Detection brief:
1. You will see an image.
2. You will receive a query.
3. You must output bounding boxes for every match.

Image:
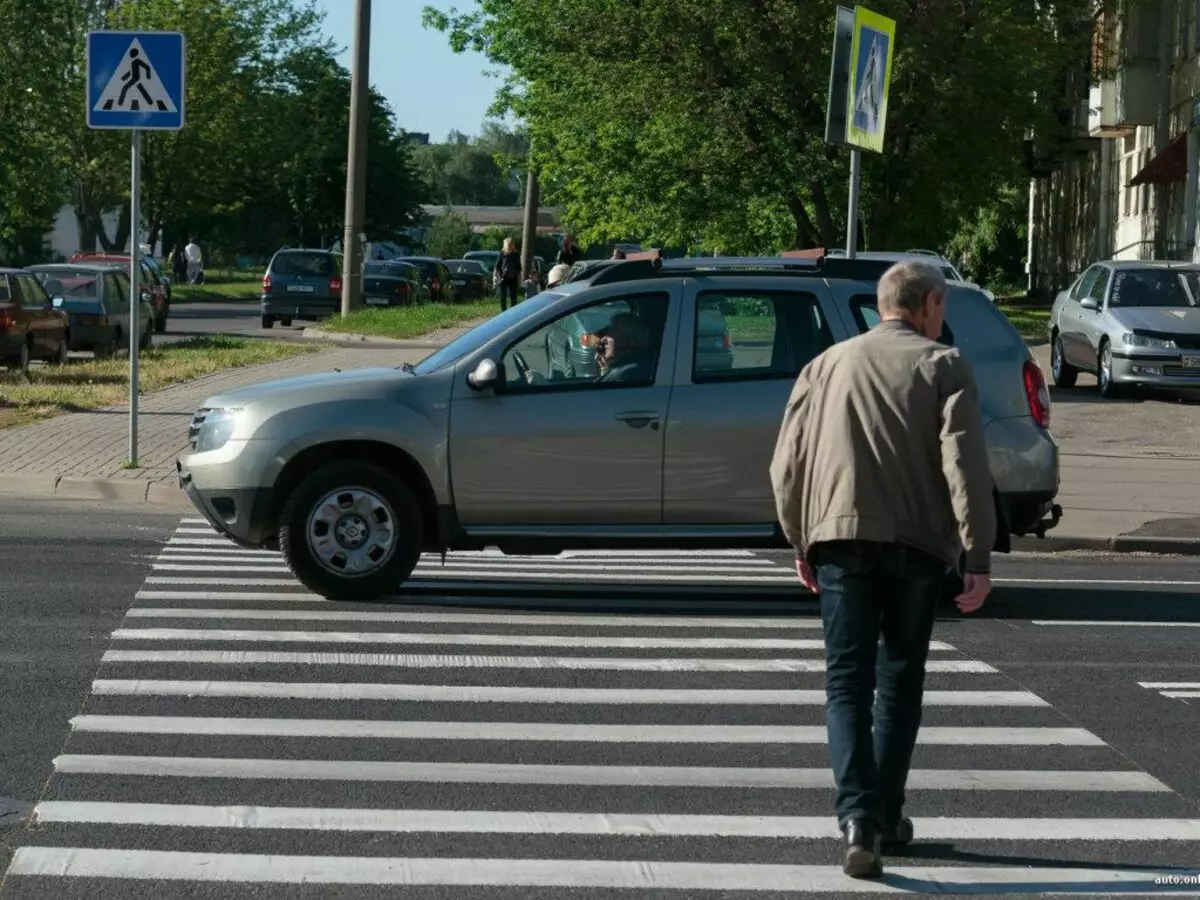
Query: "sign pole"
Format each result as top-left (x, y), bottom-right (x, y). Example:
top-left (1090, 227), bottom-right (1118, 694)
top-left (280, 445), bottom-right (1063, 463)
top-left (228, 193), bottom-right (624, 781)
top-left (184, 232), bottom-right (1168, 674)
top-left (129, 128), bottom-right (141, 466)
top-left (846, 148), bottom-right (861, 259)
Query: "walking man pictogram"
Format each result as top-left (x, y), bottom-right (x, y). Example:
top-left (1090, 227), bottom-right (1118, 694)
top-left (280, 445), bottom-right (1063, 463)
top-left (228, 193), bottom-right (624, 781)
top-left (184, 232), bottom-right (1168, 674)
top-left (117, 48), bottom-right (153, 110)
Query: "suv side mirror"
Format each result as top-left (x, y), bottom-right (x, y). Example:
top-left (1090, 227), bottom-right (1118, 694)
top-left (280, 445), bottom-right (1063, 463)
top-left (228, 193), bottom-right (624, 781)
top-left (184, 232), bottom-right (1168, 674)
top-left (1080, 296), bottom-right (1101, 311)
top-left (467, 358), bottom-right (499, 390)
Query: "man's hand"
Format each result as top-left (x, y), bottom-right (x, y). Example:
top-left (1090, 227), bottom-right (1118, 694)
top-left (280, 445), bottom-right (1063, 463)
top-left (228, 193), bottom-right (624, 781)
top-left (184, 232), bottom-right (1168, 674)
top-left (954, 573), bottom-right (990, 613)
top-left (794, 556), bottom-right (819, 594)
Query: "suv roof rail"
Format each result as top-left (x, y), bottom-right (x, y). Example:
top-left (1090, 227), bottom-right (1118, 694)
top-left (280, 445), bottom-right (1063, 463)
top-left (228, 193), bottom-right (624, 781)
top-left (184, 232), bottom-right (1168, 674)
top-left (571, 249), bottom-right (907, 287)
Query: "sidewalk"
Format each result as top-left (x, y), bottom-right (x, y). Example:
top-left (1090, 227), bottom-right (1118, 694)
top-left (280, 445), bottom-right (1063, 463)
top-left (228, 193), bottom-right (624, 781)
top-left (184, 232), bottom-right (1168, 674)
top-left (0, 344), bottom-right (436, 508)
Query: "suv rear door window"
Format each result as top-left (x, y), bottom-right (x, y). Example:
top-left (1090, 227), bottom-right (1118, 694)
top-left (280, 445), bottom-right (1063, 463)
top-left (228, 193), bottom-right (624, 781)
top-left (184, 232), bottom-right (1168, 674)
top-left (849, 295), bottom-right (954, 346)
top-left (272, 252), bottom-right (335, 277)
top-left (0, 277), bottom-right (10, 302)
top-left (692, 291), bottom-right (833, 382)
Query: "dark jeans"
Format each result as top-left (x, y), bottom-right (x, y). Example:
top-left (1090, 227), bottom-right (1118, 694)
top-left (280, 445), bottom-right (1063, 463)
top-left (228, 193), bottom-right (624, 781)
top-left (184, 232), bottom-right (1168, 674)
top-left (498, 280), bottom-right (519, 310)
top-left (811, 540), bottom-right (946, 831)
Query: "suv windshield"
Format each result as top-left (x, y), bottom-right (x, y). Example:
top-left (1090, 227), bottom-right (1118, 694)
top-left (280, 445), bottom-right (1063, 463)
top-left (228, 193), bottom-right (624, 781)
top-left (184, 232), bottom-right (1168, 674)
top-left (412, 291), bottom-right (562, 374)
top-left (1110, 269), bottom-right (1197, 308)
top-left (272, 252), bottom-right (336, 277)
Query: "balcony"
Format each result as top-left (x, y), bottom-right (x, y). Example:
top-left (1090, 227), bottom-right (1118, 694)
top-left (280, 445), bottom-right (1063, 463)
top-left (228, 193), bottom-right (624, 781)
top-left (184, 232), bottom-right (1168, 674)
top-left (1089, 80), bottom-right (1133, 137)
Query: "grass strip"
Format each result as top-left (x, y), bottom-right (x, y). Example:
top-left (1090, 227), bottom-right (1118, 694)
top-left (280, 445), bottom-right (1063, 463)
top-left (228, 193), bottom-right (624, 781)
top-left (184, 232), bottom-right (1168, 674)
top-left (0, 335), bottom-right (316, 429)
top-left (330, 301), bottom-right (501, 340)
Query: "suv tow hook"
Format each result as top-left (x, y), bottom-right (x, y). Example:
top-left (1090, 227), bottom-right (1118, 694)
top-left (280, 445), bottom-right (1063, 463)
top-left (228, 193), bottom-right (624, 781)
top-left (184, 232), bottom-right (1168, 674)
top-left (1033, 504), bottom-right (1064, 539)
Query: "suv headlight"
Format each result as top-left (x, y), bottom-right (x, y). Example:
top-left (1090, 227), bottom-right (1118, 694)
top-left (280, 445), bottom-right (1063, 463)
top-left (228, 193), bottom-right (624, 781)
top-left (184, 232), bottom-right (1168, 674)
top-left (1122, 332), bottom-right (1176, 349)
top-left (194, 407), bottom-right (243, 453)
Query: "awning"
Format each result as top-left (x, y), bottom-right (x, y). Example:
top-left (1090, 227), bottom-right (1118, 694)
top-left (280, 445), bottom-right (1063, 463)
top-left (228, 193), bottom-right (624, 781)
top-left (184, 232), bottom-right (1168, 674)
top-left (1129, 133), bottom-right (1188, 186)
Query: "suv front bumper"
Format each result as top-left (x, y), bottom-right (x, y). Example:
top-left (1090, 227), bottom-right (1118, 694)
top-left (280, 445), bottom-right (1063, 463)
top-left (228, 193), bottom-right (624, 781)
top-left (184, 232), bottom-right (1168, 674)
top-left (177, 444), bottom-right (280, 549)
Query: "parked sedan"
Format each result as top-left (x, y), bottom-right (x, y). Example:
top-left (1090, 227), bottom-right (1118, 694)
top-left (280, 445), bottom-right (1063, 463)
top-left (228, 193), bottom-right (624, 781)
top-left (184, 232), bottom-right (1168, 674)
top-left (444, 259), bottom-right (490, 299)
top-left (0, 269), bottom-right (70, 369)
top-left (398, 257), bottom-right (458, 303)
top-left (29, 263), bottom-right (152, 356)
top-left (1049, 260), bottom-right (1200, 398)
top-left (70, 252), bottom-right (171, 333)
top-left (363, 260), bottom-right (430, 307)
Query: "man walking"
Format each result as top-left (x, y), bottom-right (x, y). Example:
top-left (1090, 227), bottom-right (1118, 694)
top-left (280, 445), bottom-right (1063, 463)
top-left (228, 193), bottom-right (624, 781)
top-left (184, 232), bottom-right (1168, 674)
top-left (769, 260), bottom-right (995, 879)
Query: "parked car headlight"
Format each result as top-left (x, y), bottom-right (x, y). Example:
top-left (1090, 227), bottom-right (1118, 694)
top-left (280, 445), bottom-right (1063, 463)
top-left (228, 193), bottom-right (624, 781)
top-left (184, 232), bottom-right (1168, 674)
top-left (1122, 332), bottom-right (1176, 350)
top-left (195, 407), bottom-right (243, 453)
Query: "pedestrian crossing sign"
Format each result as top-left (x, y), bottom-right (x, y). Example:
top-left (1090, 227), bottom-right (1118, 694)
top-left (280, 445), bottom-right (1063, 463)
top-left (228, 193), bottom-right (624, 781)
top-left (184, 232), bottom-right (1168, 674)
top-left (845, 6), bottom-right (895, 153)
top-left (87, 31), bottom-right (185, 130)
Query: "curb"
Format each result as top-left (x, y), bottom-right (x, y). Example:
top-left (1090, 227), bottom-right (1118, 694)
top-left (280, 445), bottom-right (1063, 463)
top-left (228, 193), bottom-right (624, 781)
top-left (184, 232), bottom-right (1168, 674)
top-left (301, 327), bottom-right (444, 348)
top-left (1012, 533), bottom-right (1200, 556)
top-left (0, 474), bottom-right (191, 509)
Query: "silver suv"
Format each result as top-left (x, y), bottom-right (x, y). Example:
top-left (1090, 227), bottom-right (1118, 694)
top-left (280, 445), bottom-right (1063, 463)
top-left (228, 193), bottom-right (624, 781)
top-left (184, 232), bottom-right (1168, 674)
top-left (178, 255), bottom-right (1061, 600)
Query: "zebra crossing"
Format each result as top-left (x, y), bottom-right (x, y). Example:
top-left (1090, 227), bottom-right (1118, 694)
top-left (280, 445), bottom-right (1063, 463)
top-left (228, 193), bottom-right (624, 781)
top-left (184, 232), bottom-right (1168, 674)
top-left (5, 517), bottom-right (1200, 896)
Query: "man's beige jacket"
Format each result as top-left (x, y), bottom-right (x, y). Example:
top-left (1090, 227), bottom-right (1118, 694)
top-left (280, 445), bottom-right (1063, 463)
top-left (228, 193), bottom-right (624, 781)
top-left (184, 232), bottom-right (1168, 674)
top-left (769, 319), bottom-right (996, 574)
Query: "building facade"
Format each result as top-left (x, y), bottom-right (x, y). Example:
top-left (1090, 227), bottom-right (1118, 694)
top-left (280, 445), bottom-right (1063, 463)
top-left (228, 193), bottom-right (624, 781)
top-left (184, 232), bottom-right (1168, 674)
top-left (1030, 0), bottom-right (1200, 296)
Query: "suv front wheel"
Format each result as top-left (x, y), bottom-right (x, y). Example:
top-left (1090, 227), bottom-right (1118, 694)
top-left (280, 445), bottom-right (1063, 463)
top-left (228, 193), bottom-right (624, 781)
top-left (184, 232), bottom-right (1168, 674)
top-left (278, 460), bottom-right (424, 601)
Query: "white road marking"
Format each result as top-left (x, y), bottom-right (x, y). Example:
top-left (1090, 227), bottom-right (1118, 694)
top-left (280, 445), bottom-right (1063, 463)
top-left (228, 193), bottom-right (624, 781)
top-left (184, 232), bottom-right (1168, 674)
top-left (89, 680), bottom-right (1040, 707)
top-left (150, 563), bottom-right (800, 582)
top-left (100, 649), bottom-right (996, 673)
top-left (32, 804), bottom-right (1200, 841)
top-left (53, 755), bottom-right (1169, 791)
top-left (111, 627), bottom-right (911, 651)
top-left (1034, 620), bottom-right (1200, 627)
top-left (1162, 691), bottom-right (1200, 698)
top-left (1139, 682), bottom-right (1200, 689)
top-left (1005, 579), bottom-right (1200, 586)
top-left (153, 560), bottom-right (787, 574)
top-left (68, 716), bottom-right (1105, 745)
top-left (124, 606), bottom-right (822, 629)
top-left (135, 591), bottom-right (322, 603)
top-left (10, 849), bottom-right (1196, 891)
top-left (146, 577), bottom-right (321, 587)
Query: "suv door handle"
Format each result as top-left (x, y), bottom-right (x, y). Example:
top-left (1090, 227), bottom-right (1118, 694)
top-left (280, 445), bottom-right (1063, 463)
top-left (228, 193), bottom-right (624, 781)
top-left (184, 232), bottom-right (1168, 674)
top-left (615, 410), bottom-right (660, 430)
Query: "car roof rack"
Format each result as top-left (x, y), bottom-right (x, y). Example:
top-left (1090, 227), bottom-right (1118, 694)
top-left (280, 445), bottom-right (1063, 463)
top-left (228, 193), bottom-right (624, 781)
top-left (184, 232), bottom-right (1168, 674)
top-left (574, 247), bottom-right (904, 287)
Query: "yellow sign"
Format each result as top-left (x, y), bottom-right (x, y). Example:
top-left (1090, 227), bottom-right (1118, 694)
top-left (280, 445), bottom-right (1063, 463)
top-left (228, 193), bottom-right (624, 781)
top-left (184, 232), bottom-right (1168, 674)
top-left (846, 6), bottom-right (896, 152)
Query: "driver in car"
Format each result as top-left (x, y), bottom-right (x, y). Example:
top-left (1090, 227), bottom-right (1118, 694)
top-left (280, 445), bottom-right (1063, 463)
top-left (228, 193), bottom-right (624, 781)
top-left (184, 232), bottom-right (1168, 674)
top-left (592, 312), bottom-right (652, 383)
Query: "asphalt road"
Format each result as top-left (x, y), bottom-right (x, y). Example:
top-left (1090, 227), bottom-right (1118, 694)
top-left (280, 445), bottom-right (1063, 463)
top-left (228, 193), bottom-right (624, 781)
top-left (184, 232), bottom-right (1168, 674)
top-left (1, 506), bottom-right (1198, 896)
top-left (0, 498), bottom-right (180, 871)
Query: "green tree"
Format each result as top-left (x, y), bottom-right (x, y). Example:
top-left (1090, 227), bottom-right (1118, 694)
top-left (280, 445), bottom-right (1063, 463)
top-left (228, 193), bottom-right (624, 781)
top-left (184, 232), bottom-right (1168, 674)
top-left (425, 0), bottom-right (1092, 253)
top-left (413, 124), bottom-right (527, 206)
top-left (425, 210), bottom-right (474, 259)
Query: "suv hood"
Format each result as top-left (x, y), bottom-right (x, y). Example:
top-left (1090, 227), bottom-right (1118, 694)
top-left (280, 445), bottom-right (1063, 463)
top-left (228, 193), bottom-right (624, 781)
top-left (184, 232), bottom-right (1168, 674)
top-left (201, 367), bottom-right (411, 408)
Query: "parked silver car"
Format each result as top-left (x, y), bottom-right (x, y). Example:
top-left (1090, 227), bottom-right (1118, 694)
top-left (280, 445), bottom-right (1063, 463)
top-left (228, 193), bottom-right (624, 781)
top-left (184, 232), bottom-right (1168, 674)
top-left (1049, 260), bottom-right (1200, 397)
top-left (178, 255), bottom-right (1060, 600)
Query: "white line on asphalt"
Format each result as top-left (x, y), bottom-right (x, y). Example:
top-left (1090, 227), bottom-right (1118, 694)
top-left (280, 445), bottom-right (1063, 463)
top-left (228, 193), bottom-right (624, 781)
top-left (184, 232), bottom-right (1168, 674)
top-left (146, 577), bottom-right (316, 587)
top-left (11, 849), bottom-right (1195, 891)
top-left (157, 551), bottom-right (283, 560)
top-left (166, 538), bottom-right (257, 547)
top-left (150, 563), bottom-right (799, 581)
top-left (153, 560), bottom-right (787, 573)
top-left (175, 527), bottom-right (234, 534)
top-left (100, 649), bottom-right (995, 673)
top-left (124, 607), bottom-right (822, 629)
top-left (1002, 578), bottom-right (1200, 586)
top-left (1034, 620), bottom-right (1200, 627)
top-left (1139, 682), bottom-right (1200, 689)
top-left (1162, 691), bottom-right (1200, 698)
top-left (89, 680), bottom-right (1039, 706)
top-left (32, 803), bottom-right (1200, 841)
top-left (111, 627), bottom-right (905, 651)
top-left (142, 575), bottom-right (802, 588)
top-left (135, 591), bottom-right (322, 603)
top-left (52, 755), bottom-right (1168, 791)
top-left (68, 716), bottom-right (1104, 745)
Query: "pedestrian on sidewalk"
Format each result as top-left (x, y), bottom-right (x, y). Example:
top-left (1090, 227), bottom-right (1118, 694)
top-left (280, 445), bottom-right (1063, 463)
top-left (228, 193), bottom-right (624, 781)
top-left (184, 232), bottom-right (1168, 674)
top-left (556, 234), bottom-right (581, 267)
top-left (768, 259), bottom-right (995, 880)
top-left (494, 238), bottom-right (521, 311)
top-left (169, 245), bottom-right (187, 285)
top-left (184, 237), bottom-right (204, 284)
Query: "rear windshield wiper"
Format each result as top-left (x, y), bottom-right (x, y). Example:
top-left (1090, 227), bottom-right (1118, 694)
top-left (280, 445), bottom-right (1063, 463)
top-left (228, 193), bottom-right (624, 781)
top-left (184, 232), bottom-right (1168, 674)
top-left (401, 362), bottom-right (416, 373)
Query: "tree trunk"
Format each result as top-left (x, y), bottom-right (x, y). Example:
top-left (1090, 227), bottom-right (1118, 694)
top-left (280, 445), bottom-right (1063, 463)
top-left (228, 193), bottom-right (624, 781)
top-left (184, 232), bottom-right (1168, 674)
top-left (808, 180), bottom-right (840, 247)
top-left (103, 201), bottom-right (131, 252)
top-left (785, 195), bottom-right (821, 249)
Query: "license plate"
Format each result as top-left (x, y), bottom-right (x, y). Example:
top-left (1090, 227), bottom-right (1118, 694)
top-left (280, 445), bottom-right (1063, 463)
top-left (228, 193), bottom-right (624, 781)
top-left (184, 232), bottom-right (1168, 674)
top-left (365, 296), bottom-right (389, 306)
top-left (1183, 355), bottom-right (1200, 369)
top-left (287, 285), bottom-right (315, 293)
top-left (453, 279), bottom-right (467, 286)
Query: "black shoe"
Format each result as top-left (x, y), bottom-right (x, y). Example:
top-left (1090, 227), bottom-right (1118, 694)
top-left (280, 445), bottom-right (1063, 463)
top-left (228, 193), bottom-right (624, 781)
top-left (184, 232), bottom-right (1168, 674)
top-left (841, 818), bottom-right (883, 878)
top-left (882, 817), bottom-right (914, 851)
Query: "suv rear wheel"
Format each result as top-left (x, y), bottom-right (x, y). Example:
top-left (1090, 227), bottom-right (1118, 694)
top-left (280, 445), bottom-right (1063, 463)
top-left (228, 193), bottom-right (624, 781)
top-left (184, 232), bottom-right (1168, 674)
top-left (262, 314), bottom-right (275, 329)
top-left (277, 460), bottom-right (424, 601)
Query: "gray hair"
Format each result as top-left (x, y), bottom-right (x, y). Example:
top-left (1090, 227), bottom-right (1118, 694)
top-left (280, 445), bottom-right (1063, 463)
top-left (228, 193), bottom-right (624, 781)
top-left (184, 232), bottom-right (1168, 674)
top-left (877, 260), bottom-right (947, 316)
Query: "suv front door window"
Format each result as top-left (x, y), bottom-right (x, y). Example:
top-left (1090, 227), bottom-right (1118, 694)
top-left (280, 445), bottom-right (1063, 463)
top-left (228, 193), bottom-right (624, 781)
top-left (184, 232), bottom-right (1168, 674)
top-left (450, 292), bottom-right (676, 528)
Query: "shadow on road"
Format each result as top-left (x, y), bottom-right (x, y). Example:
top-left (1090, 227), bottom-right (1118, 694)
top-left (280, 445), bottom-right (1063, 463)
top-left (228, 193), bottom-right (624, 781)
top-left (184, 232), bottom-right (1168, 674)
top-left (943, 584), bottom-right (1200, 624)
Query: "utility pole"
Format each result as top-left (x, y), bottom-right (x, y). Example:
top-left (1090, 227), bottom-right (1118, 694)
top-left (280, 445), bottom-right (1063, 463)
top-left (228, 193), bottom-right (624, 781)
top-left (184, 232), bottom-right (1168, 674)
top-left (521, 166), bottom-right (540, 287)
top-left (341, 0), bottom-right (371, 316)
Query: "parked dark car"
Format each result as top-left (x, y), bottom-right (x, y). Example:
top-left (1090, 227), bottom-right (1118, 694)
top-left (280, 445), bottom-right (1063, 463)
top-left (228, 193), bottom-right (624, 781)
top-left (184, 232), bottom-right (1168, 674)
top-left (363, 260), bottom-right (430, 307)
top-left (0, 269), bottom-right (70, 370)
top-left (261, 248), bottom-right (343, 328)
top-left (444, 259), bottom-right (490, 299)
top-left (69, 252), bottom-right (170, 333)
top-left (29, 264), bottom-right (153, 357)
top-left (398, 257), bottom-right (458, 303)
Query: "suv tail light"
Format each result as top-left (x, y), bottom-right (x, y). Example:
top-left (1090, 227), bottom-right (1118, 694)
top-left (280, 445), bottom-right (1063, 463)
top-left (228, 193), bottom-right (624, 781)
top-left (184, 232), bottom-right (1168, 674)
top-left (395, 282), bottom-right (410, 296)
top-left (1023, 359), bottom-right (1050, 428)
top-left (0, 309), bottom-right (14, 332)
top-left (431, 278), bottom-right (441, 295)
top-left (262, 273), bottom-right (272, 292)
top-left (330, 275), bottom-right (342, 295)
top-left (722, 332), bottom-right (731, 349)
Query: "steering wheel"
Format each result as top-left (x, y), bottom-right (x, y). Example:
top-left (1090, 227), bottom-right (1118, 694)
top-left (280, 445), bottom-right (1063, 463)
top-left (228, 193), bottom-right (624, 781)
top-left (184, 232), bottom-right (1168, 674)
top-left (512, 350), bottom-right (534, 384)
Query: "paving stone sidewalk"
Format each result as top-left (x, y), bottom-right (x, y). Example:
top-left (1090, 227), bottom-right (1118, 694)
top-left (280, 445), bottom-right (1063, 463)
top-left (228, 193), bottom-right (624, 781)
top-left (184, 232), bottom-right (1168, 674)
top-left (0, 345), bottom-right (432, 505)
